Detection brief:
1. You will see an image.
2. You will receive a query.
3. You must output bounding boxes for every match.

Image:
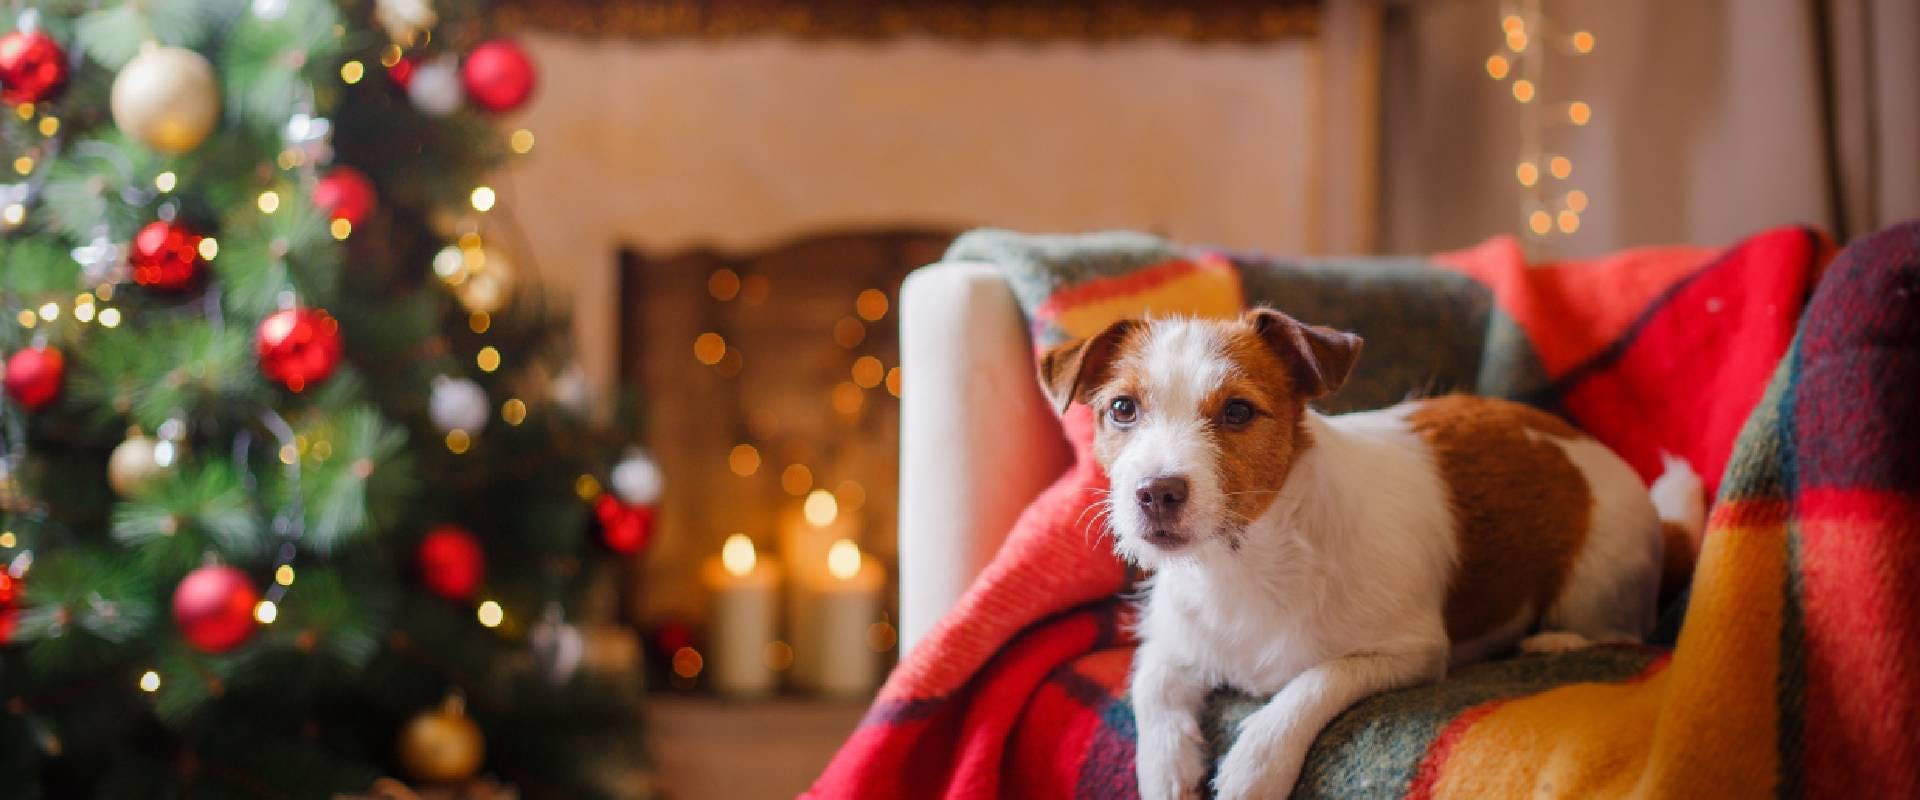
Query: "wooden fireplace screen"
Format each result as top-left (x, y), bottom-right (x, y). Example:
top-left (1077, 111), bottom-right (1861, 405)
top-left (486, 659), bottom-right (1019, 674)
top-left (618, 229), bottom-right (954, 623)
top-left (496, 0), bottom-right (1319, 42)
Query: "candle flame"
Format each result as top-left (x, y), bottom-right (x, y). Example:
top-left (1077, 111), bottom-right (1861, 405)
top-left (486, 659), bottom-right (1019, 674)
top-left (804, 490), bottom-right (838, 527)
top-left (722, 534), bottom-right (757, 576)
top-left (827, 539), bottom-right (861, 581)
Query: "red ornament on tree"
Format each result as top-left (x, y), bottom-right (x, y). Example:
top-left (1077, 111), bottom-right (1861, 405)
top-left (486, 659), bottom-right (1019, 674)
top-left (388, 56), bottom-right (416, 90)
top-left (593, 494), bottom-right (655, 555)
top-left (0, 610), bottom-right (16, 645)
top-left (129, 220), bottom-right (207, 292)
top-left (460, 40), bottom-right (536, 113)
top-left (417, 525), bottom-right (485, 601)
top-left (0, 572), bottom-right (17, 607)
top-left (0, 31), bottom-right (69, 105)
top-left (312, 167), bottom-right (377, 226)
top-left (3, 345), bottom-right (64, 411)
top-left (255, 307), bottom-right (343, 393)
top-left (172, 564), bottom-right (259, 653)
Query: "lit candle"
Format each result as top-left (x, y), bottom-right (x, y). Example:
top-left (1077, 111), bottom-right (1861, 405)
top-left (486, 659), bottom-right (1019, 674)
top-left (701, 533), bottom-right (781, 696)
top-left (789, 537), bottom-right (885, 696)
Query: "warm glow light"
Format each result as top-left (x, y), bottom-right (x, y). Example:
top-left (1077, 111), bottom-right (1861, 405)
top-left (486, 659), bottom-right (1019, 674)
top-left (446, 429), bottom-right (471, 454)
top-left (13, 156), bottom-right (32, 175)
top-left (721, 534), bottom-right (757, 576)
top-left (254, 600), bottom-right (278, 624)
top-left (728, 444), bottom-right (761, 477)
top-left (831, 382), bottom-right (865, 415)
top-left (3, 204), bottom-right (24, 226)
top-left (380, 44), bottom-right (404, 67)
top-left (851, 356), bottom-right (885, 388)
top-left (693, 332), bottom-right (726, 365)
top-left (1571, 30), bottom-right (1595, 53)
top-left (1485, 54), bottom-right (1510, 80)
top-left (1558, 210), bottom-right (1581, 233)
top-left (1549, 155), bottom-right (1572, 179)
top-left (1506, 30), bottom-right (1528, 53)
top-left (330, 219), bottom-right (352, 240)
top-left (885, 366), bottom-right (902, 397)
top-left (1568, 101), bottom-right (1592, 126)
top-left (1512, 79), bottom-right (1536, 103)
top-left (1501, 14), bottom-right (1525, 35)
top-left (1516, 162), bottom-right (1539, 187)
top-left (257, 191), bottom-right (281, 214)
top-left (276, 564), bottom-right (295, 586)
top-left (781, 463), bottom-right (813, 495)
top-left (835, 480), bottom-right (868, 512)
top-left (37, 302), bottom-right (58, 321)
top-left (17, 310), bottom-right (35, 328)
top-left (340, 60), bottom-right (366, 84)
top-left (867, 621), bottom-right (897, 652)
top-left (708, 269), bottom-right (741, 301)
top-left (502, 399), bottom-right (527, 425)
top-left (469, 312), bottom-right (491, 333)
top-left (827, 539), bottom-right (862, 581)
top-left (37, 117), bottom-right (57, 136)
top-left (804, 490), bottom-right (839, 527)
top-left (198, 237), bottom-right (219, 260)
top-left (1566, 189), bottom-right (1590, 213)
top-left (155, 171), bottom-right (177, 192)
top-left (855, 289), bottom-right (889, 321)
top-left (99, 308), bottom-right (122, 328)
top-left (477, 346), bottom-right (501, 372)
top-left (477, 600), bottom-right (504, 627)
top-left (0, 532), bottom-right (15, 548)
top-left (470, 186), bottom-right (496, 212)
top-left (139, 671), bottom-right (162, 693)
top-left (575, 474), bottom-right (603, 500)
top-left (672, 646), bottom-right (703, 678)
top-left (74, 303), bottom-right (95, 324)
top-left (832, 316), bottom-right (865, 349)
top-left (1528, 210), bottom-right (1553, 235)
top-left (510, 128), bottom-right (536, 154)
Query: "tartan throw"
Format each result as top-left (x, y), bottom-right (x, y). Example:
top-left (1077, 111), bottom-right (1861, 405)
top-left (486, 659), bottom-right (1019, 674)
top-left (808, 221), bottom-right (1918, 798)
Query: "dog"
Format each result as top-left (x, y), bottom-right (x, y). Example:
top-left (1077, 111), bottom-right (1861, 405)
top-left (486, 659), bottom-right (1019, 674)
top-left (1037, 309), bottom-right (1705, 800)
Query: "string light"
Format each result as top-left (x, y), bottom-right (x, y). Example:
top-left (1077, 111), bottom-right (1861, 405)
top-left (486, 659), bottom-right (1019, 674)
top-left (1487, 4), bottom-right (1593, 245)
top-left (672, 646), bottom-right (704, 678)
top-left (780, 464), bottom-right (813, 495)
top-left (708, 269), bottom-right (741, 301)
top-left (1568, 101), bottom-right (1592, 125)
top-left (575, 474), bottom-right (603, 500)
top-left (340, 60), bottom-right (365, 84)
top-left (1571, 31), bottom-right (1595, 53)
top-left (1529, 211), bottom-right (1552, 235)
top-left (37, 302), bottom-right (58, 322)
top-left (139, 671), bottom-right (162, 693)
top-left (855, 289), bottom-right (889, 321)
top-left (3, 203), bottom-right (24, 227)
top-left (1486, 55), bottom-right (1510, 80)
top-left (476, 346), bottom-right (501, 372)
top-left (1516, 162), bottom-right (1539, 187)
top-left (851, 356), bottom-right (885, 388)
top-left (469, 186), bottom-right (496, 212)
top-left (198, 237), bottom-right (219, 260)
top-left (804, 490), bottom-right (838, 527)
top-left (99, 308), bottom-right (122, 328)
top-left (501, 398), bottom-right (527, 425)
top-left (0, 532), bottom-right (14, 548)
top-left (276, 564), bottom-right (295, 586)
top-left (692, 332), bottom-right (726, 365)
top-left (445, 429), bottom-right (471, 454)
top-left (13, 156), bottom-right (32, 175)
top-left (1549, 155), bottom-right (1572, 179)
top-left (37, 116), bottom-right (57, 136)
top-left (728, 444), bottom-right (761, 476)
top-left (257, 191), bottom-right (280, 214)
top-left (254, 600), bottom-right (278, 624)
top-left (330, 219), bottom-right (351, 240)
top-left (827, 539), bottom-right (861, 580)
top-left (468, 312), bottom-right (490, 333)
top-left (16, 310), bottom-right (35, 328)
top-left (885, 366), bottom-right (902, 397)
top-left (721, 535), bottom-right (756, 576)
top-left (1566, 189), bottom-right (1589, 212)
top-left (509, 128), bottom-right (536, 154)
top-left (1557, 210), bottom-right (1581, 233)
top-left (477, 600), bottom-right (504, 627)
top-left (1511, 79), bottom-right (1535, 103)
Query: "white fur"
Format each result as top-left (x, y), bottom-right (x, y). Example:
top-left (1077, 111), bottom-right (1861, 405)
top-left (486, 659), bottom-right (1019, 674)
top-left (1112, 319), bottom-right (1681, 800)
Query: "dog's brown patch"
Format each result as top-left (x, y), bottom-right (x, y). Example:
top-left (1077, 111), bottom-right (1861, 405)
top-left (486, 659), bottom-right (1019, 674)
top-left (1206, 324), bottom-right (1314, 525)
top-left (1407, 395), bottom-right (1594, 642)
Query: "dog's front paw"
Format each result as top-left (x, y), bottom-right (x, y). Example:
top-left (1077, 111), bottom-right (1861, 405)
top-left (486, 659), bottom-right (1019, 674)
top-left (1134, 714), bottom-right (1208, 800)
top-left (1212, 737), bottom-right (1304, 800)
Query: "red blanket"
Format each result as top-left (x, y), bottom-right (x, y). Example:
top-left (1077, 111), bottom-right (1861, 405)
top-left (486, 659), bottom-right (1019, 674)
top-left (808, 224), bottom-right (1902, 799)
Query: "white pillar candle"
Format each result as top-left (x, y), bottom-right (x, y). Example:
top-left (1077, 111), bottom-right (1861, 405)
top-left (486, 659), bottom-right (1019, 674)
top-left (702, 534), bottom-right (781, 697)
top-left (790, 539), bottom-right (885, 696)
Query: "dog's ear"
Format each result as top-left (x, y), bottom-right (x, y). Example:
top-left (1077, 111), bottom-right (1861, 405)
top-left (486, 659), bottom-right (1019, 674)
top-left (1038, 319), bottom-right (1140, 414)
top-left (1246, 308), bottom-right (1363, 400)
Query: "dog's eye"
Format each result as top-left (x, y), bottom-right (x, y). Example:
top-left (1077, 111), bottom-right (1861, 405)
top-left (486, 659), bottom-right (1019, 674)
top-left (1220, 399), bottom-right (1255, 427)
top-left (1109, 396), bottom-right (1139, 425)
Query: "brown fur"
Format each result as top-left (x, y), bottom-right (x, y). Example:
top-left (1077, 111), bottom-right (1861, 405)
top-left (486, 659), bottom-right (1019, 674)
top-left (1209, 324), bottom-right (1315, 528)
top-left (1406, 395), bottom-right (1594, 642)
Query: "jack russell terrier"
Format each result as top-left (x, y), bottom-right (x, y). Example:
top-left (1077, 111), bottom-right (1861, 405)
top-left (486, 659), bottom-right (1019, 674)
top-left (1038, 309), bottom-right (1704, 800)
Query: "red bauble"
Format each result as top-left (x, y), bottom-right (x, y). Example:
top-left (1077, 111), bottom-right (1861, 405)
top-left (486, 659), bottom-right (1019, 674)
top-left (593, 494), bottom-right (655, 555)
top-left (129, 220), bottom-right (207, 292)
top-left (0, 572), bottom-right (16, 607)
top-left (460, 40), bottom-right (535, 113)
top-left (172, 565), bottom-right (259, 653)
top-left (0, 610), bottom-right (16, 644)
top-left (3, 345), bottom-right (63, 411)
top-left (312, 167), bottom-right (377, 226)
top-left (255, 307), bottom-right (343, 393)
top-left (0, 31), bottom-right (69, 105)
top-left (417, 525), bottom-right (485, 601)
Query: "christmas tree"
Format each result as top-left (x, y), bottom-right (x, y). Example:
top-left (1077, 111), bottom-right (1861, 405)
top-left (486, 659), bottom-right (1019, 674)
top-left (0, 1), bottom-right (656, 795)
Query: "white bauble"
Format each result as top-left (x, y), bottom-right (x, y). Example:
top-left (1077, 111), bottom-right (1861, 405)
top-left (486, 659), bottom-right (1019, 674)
top-left (609, 447), bottom-right (662, 506)
top-left (111, 46), bottom-right (221, 154)
top-left (429, 376), bottom-right (489, 434)
top-left (528, 603), bottom-right (584, 686)
top-left (550, 363), bottom-right (589, 414)
top-left (407, 55), bottom-right (463, 117)
top-left (374, 0), bottom-right (437, 42)
top-left (109, 432), bottom-right (177, 496)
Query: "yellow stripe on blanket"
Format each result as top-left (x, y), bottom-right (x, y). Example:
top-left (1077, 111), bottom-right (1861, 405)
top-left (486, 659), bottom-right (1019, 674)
top-left (1047, 256), bottom-right (1243, 341)
top-left (1432, 510), bottom-right (1787, 799)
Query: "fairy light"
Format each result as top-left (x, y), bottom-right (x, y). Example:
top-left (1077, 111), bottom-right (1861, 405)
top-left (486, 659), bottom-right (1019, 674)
top-left (254, 600), bottom-right (278, 624)
top-left (469, 186), bottom-right (496, 212)
top-left (13, 156), bottom-right (32, 175)
top-left (276, 564), bottom-right (295, 586)
top-left (257, 190), bottom-right (281, 214)
top-left (37, 117), bottom-right (57, 136)
top-left (501, 398), bottom-right (527, 425)
top-left (477, 600), bottom-right (504, 627)
top-left (16, 310), bottom-right (35, 328)
top-left (476, 346), bottom-right (501, 372)
top-left (340, 60), bottom-right (365, 84)
top-left (2, 203), bottom-right (23, 227)
top-left (728, 444), bottom-right (761, 476)
top-left (827, 539), bottom-right (861, 581)
top-left (0, 532), bottom-right (16, 548)
top-left (721, 535), bottom-right (756, 576)
top-left (446, 430), bottom-right (471, 454)
top-left (804, 490), bottom-right (838, 527)
top-left (509, 128), bottom-right (535, 154)
top-left (139, 671), bottom-right (162, 693)
top-left (330, 219), bottom-right (352, 240)
top-left (37, 302), bottom-right (58, 322)
top-left (99, 308), bottom-right (122, 328)
top-left (198, 237), bottom-right (219, 260)
top-left (1486, 2), bottom-right (1593, 247)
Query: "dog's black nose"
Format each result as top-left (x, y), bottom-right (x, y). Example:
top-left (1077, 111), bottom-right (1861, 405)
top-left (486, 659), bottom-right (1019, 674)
top-left (1135, 476), bottom-right (1190, 519)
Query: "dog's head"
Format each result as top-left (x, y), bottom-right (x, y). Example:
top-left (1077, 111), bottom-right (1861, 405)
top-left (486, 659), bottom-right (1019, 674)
top-left (1039, 310), bottom-right (1362, 567)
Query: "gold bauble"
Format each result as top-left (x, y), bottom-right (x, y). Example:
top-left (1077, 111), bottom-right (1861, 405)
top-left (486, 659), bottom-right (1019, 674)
top-left (111, 46), bottom-right (221, 154)
top-left (438, 245), bottom-right (516, 314)
top-left (396, 697), bottom-right (485, 784)
top-left (108, 432), bottom-right (174, 496)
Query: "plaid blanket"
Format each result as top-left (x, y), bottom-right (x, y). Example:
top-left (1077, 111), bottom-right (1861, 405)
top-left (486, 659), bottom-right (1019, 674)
top-left (809, 221), bottom-right (1918, 798)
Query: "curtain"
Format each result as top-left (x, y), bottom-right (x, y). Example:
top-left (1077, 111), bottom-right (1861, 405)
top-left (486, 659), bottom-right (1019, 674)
top-left (1377, 0), bottom-right (1920, 257)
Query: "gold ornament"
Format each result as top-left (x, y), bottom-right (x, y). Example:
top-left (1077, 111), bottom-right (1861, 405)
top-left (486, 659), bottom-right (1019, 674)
top-left (108, 430), bottom-right (176, 496)
top-left (373, 0), bottom-right (437, 44)
top-left (435, 244), bottom-right (516, 314)
top-left (396, 695), bottom-right (485, 784)
top-left (111, 46), bottom-right (221, 154)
